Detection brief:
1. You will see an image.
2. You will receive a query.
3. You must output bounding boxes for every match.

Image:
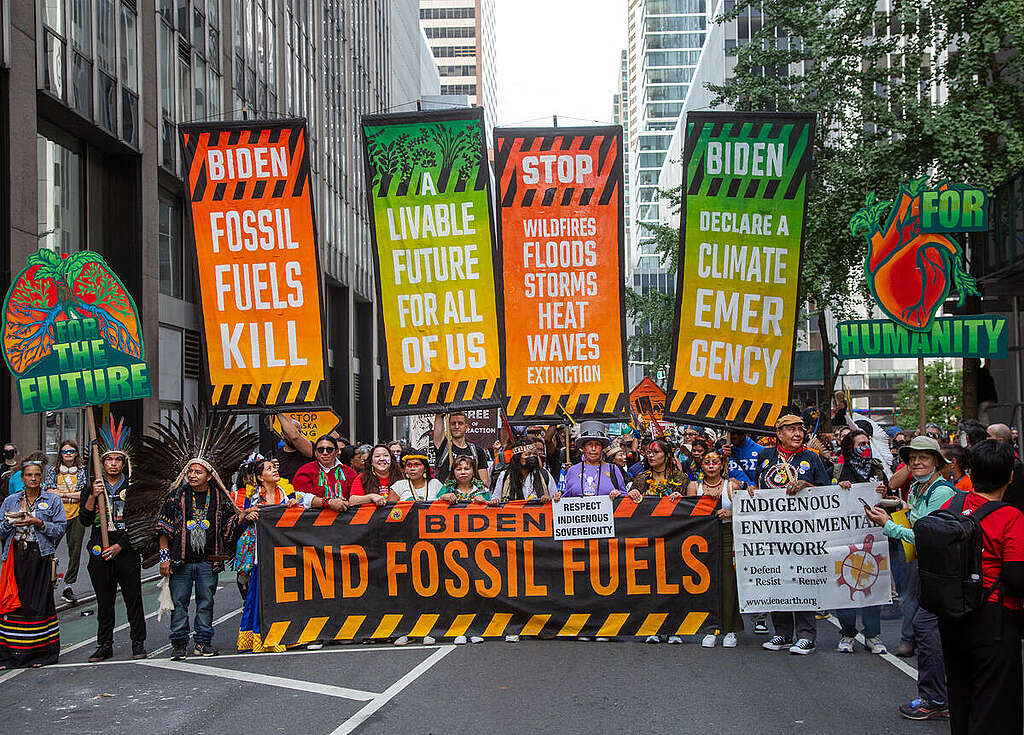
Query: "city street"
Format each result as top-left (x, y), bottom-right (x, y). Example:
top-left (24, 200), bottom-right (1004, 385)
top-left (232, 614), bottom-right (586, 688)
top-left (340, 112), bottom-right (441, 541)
top-left (4, 576), bottom-right (937, 735)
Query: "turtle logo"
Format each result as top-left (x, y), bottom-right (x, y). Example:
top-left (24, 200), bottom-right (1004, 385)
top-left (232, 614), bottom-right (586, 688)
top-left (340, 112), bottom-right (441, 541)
top-left (835, 534), bottom-right (888, 601)
top-left (850, 178), bottom-right (979, 332)
top-left (762, 460), bottom-right (796, 489)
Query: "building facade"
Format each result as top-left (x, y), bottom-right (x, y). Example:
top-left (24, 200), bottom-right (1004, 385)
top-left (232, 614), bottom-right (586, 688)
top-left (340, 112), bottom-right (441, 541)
top-left (3, 0), bottom-right (430, 459)
top-left (418, 0), bottom-right (497, 125)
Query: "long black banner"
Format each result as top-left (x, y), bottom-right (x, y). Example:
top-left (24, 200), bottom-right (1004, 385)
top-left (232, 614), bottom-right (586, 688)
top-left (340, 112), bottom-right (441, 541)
top-left (256, 497), bottom-right (722, 647)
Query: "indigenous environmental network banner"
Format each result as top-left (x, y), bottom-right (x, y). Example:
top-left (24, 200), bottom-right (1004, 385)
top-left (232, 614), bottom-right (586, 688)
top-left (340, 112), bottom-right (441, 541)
top-left (667, 112), bottom-right (815, 430)
top-left (734, 483), bottom-right (892, 613)
top-left (180, 119), bottom-right (328, 410)
top-left (494, 126), bottom-right (628, 421)
top-left (362, 108), bottom-right (503, 416)
top-left (256, 497), bottom-right (722, 646)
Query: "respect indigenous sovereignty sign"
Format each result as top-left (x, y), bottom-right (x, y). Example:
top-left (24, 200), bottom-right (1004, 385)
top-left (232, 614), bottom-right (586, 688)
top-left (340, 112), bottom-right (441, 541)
top-left (733, 483), bottom-right (893, 613)
top-left (493, 126), bottom-right (629, 421)
top-left (839, 178), bottom-right (1005, 358)
top-left (256, 496), bottom-right (721, 646)
top-left (361, 108), bottom-right (504, 416)
top-left (666, 112), bottom-right (815, 430)
top-left (180, 118), bottom-right (329, 410)
top-left (2, 249), bottom-right (151, 414)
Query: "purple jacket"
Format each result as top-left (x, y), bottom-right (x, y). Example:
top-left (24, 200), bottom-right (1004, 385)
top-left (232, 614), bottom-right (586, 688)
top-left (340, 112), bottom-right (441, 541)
top-left (561, 462), bottom-right (626, 497)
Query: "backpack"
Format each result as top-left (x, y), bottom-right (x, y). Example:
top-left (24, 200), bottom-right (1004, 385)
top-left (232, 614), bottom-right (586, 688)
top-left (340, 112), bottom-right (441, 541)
top-left (915, 493), bottom-right (1004, 619)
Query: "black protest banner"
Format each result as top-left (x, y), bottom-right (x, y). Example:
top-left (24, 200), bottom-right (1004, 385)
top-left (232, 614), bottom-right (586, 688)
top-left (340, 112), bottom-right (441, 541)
top-left (256, 496), bottom-right (721, 646)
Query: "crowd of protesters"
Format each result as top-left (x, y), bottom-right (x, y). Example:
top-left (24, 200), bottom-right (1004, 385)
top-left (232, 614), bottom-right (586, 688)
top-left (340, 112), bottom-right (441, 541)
top-left (1, 406), bottom-right (1022, 734)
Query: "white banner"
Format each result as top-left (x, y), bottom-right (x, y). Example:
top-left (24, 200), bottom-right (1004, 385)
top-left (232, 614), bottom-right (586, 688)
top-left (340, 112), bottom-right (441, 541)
top-left (552, 496), bottom-right (616, 540)
top-left (734, 483), bottom-right (892, 612)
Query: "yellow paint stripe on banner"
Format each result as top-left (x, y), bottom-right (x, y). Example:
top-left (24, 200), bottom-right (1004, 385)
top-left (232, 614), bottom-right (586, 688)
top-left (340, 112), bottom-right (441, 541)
top-left (482, 613), bottom-right (514, 637)
top-left (674, 612), bottom-right (710, 636)
top-left (228, 383), bottom-right (243, 405)
top-left (635, 613), bottom-right (668, 637)
top-left (596, 613), bottom-right (630, 638)
top-left (445, 614), bottom-right (475, 637)
top-left (304, 380), bottom-right (320, 402)
top-left (705, 394), bottom-right (724, 420)
top-left (265, 382), bottom-right (280, 404)
top-left (211, 385), bottom-right (223, 404)
top-left (409, 614), bottom-right (440, 637)
top-left (284, 382), bottom-right (302, 405)
top-left (370, 615), bottom-right (403, 639)
top-left (333, 615), bottom-right (366, 640)
top-left (263, 621), bottom-right (291, 648)
top-left (556, 614), bottom-right (590, 637)
top-left (297, 616), bottom-right (329, 644)
top-left (519, 614), bottom-right (550, 637)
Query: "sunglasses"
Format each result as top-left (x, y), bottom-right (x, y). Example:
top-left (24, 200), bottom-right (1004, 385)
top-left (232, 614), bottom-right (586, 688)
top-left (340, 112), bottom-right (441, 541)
top-left (60, 448), bottom-right (78, 454)
top-left (315, 446), bottom-right (336, 454)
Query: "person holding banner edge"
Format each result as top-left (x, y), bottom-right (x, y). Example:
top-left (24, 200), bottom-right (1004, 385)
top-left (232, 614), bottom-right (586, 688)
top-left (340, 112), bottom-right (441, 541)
top-left (490, 438), bottom-right (555, 503)
top-left (292, 435), bottom-right (356, 505)
top-left (389, 450), bottom-right (442, 502)
top-left (757, 414), bottom-right (832, 655)
top-left (348, 445), bottom-right (401, 506)
top-left (552, 422), bottom-right (628, 501)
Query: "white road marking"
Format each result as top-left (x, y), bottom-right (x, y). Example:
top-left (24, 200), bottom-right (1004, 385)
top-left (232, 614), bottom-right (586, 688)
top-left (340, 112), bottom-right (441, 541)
top-left (60, 607), bottom-right (162, 656)
top-left (824, 614), bottom-right (918, 679)
top-left (136, 658), bottom-right (378, 700)
top-left (147, 606), bottom-right (244, 657)
top-left (328, 645), bottom-right (456, 735)
top-left (0, 669), bottom-right (24, 684)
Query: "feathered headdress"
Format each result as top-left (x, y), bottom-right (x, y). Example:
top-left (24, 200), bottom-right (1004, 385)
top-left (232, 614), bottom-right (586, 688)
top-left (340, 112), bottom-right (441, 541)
top-left (125, 407), bottom-right (258, 558)
top-left (97, 415), bottom-right (132, 471)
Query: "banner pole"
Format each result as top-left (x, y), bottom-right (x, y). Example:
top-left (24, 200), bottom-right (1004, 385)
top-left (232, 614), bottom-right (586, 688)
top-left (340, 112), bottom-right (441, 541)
top-left (917, 357), bottom-right (926, 433)
top-left (86, 407), bottom-right (110, 549)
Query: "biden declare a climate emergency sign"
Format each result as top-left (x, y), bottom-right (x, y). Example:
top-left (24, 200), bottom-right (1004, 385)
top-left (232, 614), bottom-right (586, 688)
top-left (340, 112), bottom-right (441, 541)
top-left (180, 119), bottom-right (328, 410)
top-left (256, 497), bottom-right (722, 646)
top-left (667, 112), bottom-right (814, 430)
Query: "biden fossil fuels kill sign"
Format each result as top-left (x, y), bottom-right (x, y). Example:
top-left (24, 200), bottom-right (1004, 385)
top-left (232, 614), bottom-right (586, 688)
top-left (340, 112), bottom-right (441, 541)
top-left (666, 112), bottom-right (814, 430)
top-left (180, 119), bottom-right (329, 410)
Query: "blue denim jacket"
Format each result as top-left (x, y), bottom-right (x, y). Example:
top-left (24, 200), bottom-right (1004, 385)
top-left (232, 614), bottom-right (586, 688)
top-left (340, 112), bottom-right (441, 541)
top-left (0, 490), bottom-right (67, 560)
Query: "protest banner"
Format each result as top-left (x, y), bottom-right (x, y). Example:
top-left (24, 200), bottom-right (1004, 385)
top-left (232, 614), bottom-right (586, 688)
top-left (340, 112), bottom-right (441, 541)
top-left (180, 119), bottom-right (328, 411)
top-left (551, 496), bottom-right (615, 541)
top-left (256, 496), bottom-right (721, 646)
top-left (630, 377), bottom-right (666, 429)
top-left (271, 410), bottom-right (341, 441)
top-left (494, 126), bottom-right (628, 421)
top-left (733, 483), bottom-right (892, 613)
top-left (361, 108), bottom-right (504, 416)
top-left (666, 112), bottom-right (814, 430)
top-left (3, 248), bottom-right (151, 414)
top-left (463, 407), bottom-right (500, 449)
top-left (836, 315), bottom-right (1008, 360)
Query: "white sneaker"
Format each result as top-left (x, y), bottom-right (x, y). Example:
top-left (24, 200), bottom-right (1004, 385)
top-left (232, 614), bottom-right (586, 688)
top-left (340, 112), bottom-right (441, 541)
top-left (701, 633), bottom-right (717, 648)
top-left (393, 636), bottom-right (409, 646)
top-left (762, 635), bottom-right (791, 651)
top-left (453, 635), bottom-right (467, 645)
top-left (470, 636), bottom-right (484, 644)
top-left (595, 637), bottom-right (609, 642)
top-left (865, 636), bottom-right (887, 654)
top-left (306, 642), bottom-right (323, 650)
top-left (837, 636), bottom-right (855, 653)
top-left (422, 635), bottom-right (436, 645)
top-left (667, 636), bottom-right (683, 644)
top-left (645, 635), bottom-right (660, 644)
top-left (789, 638), bottom-right (815, 655)
top-left (504, 634), bottom-right (520, 643)
top-left (723, 632), bottom-right (737, 648)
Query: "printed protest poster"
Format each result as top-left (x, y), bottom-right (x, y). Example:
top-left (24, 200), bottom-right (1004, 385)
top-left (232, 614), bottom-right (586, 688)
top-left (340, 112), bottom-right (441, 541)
top-left (257, 496), bottom-right (720, 645)
top-left (463, 407), bottom-right (500, 449)
top-left (494, 126), bottom-right (628, 421)
top-left (3, 249), bottom-right (151, 414)
top-left (551, 496), bottom-right (615, 540)
top-left (666, 112), bottom-right (814, 430)
top-left (733, 483), bottom-right (892, 612)
top-left (361, 108), bottom-right (504, 415)
top-left (271, 410), bottom-right (341, 441)
top-left (180, 119), bottom-right (328, 410)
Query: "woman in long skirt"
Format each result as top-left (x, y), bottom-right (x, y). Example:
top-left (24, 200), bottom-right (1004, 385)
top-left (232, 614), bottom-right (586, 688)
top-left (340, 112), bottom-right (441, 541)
top-left (0, 458), bottom-right (67, 668)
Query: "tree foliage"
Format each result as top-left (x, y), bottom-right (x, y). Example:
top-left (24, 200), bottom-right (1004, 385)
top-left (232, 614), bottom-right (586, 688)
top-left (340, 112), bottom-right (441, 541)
top-left (894, 360), bottom-right (963, 430)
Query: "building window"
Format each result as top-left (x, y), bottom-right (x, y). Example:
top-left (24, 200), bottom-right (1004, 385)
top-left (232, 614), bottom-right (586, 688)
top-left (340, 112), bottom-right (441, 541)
top-left (158, 196), bottom-right (182, 298)
top-left (37, 134), bottom-right (83, 255)
top-left (420, 6), bottom-right (475, 18)
top-left (440, 83), bottom-right (477, 96)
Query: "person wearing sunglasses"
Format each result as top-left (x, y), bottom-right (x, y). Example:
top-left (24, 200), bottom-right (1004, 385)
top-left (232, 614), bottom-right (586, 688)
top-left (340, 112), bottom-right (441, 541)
top-left (292, 435), bottom-right (357, 510)
top-left (0, 443), bottom-right (19, 501)
top-left (43, 440), bottom-right (88, 603)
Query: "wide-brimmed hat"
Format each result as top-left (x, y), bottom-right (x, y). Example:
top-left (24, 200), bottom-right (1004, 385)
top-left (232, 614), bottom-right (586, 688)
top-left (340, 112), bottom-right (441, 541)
top-left (898, 435), bottom-right (948, 468)
top-left (575, 420), bottom-right (610, 449)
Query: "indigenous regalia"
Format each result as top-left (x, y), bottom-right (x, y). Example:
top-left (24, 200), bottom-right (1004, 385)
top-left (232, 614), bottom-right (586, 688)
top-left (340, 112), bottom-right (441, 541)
top-left (0, 487), bottom-right (66, 667)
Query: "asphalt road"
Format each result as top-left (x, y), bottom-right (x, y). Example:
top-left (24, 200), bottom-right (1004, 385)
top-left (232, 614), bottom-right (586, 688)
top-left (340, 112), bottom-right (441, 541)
top-left (2, 575), bottom-right (946, 735)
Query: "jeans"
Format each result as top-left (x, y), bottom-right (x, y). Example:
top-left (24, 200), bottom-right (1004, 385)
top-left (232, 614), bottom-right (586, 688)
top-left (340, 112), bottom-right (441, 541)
top-left (169, 561), bottom-right (218, 645)
top-left (901, 557), bottom-right (919, 647)
top-left (914, 606), bottom-right (947, 705)
top-left (836, 605), bottom-right (881, 638)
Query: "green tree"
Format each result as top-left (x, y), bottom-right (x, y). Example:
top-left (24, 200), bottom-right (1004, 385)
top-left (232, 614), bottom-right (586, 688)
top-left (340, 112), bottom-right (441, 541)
top-left (894, 360), bottom-right (963, 430)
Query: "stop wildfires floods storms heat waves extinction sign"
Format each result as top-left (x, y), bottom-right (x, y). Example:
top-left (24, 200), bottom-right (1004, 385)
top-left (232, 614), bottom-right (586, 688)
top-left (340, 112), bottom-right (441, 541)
top-left (180, 119), bottom-right (329, 410)
top-left (667, 112), bottom-right (814, 430)
top-left (494, 127), bottom-right (629, 421)
top-left (361, 109), bottom-right (503, 415)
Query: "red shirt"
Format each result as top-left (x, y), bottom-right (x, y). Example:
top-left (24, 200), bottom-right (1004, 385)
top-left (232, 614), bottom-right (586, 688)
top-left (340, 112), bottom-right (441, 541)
top-left (292, 461), bottom-right (356, 499)
top-left (348, 474), bottom-right (391, 499)
top-left (942, 491), bottom-right (1024, 610)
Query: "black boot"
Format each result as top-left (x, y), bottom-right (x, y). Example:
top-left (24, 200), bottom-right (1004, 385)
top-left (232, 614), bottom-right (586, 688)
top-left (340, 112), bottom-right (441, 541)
top-left (88, 646), bottom-right (113, 663)
top-left (131, 641), bottom-right (148, 660)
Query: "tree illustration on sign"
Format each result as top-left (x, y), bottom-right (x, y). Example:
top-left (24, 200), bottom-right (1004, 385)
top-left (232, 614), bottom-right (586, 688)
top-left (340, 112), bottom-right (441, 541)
top-left (418, 121), bottom-right (482, 191)
top-left (3, 249), bottom-right (143, 376)
top-left (366, 121), bottom-right (482, 196)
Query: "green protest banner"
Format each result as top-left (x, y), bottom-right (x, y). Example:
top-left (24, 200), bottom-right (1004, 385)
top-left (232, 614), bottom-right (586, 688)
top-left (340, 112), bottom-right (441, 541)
top-left (836, 315), bottom-right (1008, 360)
top-left (2, 248), bottom-right (151, 414)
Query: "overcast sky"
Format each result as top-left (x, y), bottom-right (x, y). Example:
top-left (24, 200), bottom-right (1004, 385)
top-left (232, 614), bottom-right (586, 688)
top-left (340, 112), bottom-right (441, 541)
top-left (494, 0), bottom-right (627, 127)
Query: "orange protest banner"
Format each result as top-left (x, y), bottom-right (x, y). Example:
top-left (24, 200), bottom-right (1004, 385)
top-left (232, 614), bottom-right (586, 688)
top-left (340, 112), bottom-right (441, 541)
top-left (180, 119), bottom-right (328, 410)
top-left (494, 127), bottom-right (628, 421)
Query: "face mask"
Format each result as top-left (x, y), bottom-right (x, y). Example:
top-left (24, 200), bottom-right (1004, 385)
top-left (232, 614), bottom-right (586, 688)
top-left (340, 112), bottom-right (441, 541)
top-left (858, 446), bottom-right (871, 459)
top-left (3, 449), bottom-right (15, 460)
top-left (523, 456), bottom-right (539, 470)
top-left (912, 468), bottom-right (935, 481)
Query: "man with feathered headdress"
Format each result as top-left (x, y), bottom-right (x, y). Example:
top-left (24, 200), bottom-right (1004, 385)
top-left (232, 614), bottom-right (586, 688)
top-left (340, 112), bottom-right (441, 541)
top-left (79, 416), bottom-right (147, 663)
top-left (126, 409), bottom-right (256, 660)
